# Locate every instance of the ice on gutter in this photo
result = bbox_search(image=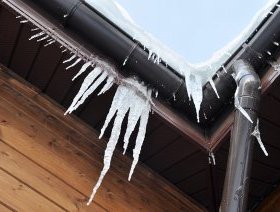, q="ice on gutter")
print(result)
[252,118,268,156]
[84,0,278,121]
[63,59,151,205]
